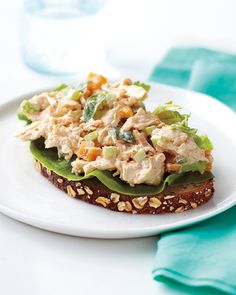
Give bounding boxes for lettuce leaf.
[30,138,213,196]
[153,101,189,125]
[134,81,151,92]
[21,100,40,114]
[53,84,68,91]
[180,161,207,174]
[83,93,106,122]
[153,101,182,113]
[172,116,198,137]
[194,134,213,151]
[17,110,31,124]
[109,127,135,144]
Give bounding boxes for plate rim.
[1,81,236,239]
[0,193,236,239]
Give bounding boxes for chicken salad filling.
[16,73,213,187]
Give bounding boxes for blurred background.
[1,0,236,101]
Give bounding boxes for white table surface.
[1,1,236,294]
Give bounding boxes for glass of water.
[21,0,106,75]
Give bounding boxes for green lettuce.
[134,81,151,92]
[172,118,213,151]
[153,101,189,125]
[53,84,68,91]
[194,134,213,151]
[21,100,40,114]
[30,138,213,196]
[109,127,135,144]
[17,110,31,124]
[180,161,207,174]
[83,93,106,122]
[17,101,36,125]
[54,83,87,101]
[172,116,198,137]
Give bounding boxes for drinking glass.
[21,0,106,75]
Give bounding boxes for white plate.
[1,82,236,239]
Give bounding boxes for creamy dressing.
[16,75,213,186]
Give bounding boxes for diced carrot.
[86,147,102,162]
[78,141,88,160]
[87,82,98,91]
[83,89,92,98]
[98,74,107,85]
[205,162,212,172]
[87,72,106,83]
[118,106,133,119]
[87,73,107,91]
[166,163,181,172]
[205,149,211,156]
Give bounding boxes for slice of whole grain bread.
[34,159,214,214]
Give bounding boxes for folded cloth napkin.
[149,47,236,294]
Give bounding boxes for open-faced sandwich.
[16,73,214,214]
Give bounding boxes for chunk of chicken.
[82,157,116,175]
[121,108,160,131]
[133,131,156,153]
[116,143,141,161]
[125,85,146,99]
[178,138,208,164]
[119,153,165,186]
[51,98,81,118]
[100,106,120,127]
[151,126,208,164]
[44,123,81,160]
[97,127,115,146]
[151,126,188,152]
[102,82,146,100]
[71,158,87,174]
[22,92,82,123]
[16,121,47,141]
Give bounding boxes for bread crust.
[34,159,214,214]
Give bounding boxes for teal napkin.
[150,47,236,109]
[150,47,236,294]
